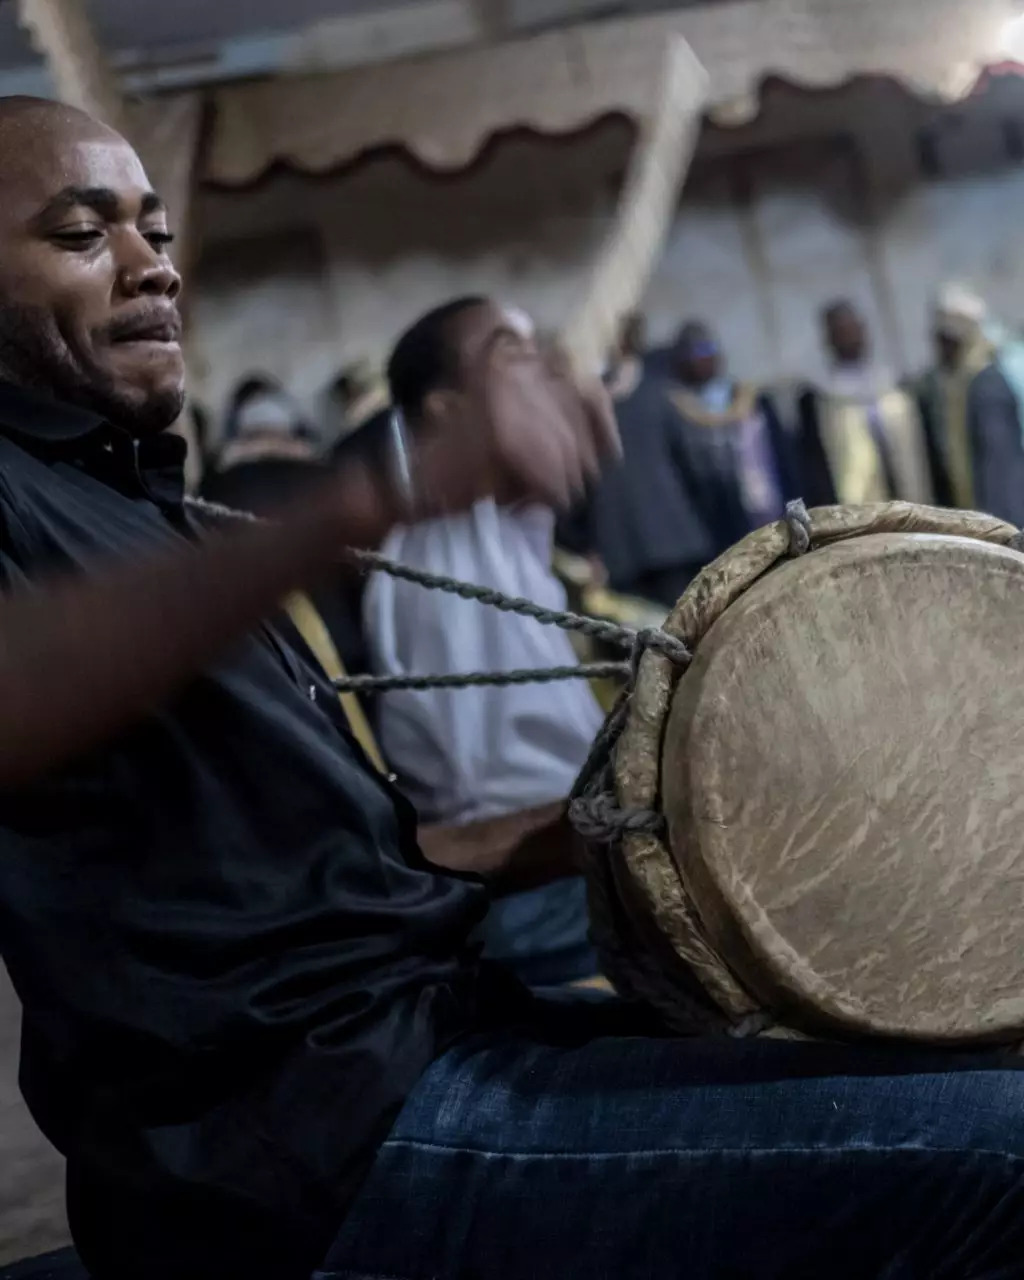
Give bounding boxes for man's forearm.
[0,463,395,789]
[419,801,583,895]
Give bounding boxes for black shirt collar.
[0,381,187,511]
[0,380,105,442]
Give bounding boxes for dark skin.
[0,101,184,433]
[936,330,964,373]
[673,323,720,389]
[0,101,618,889]
[823,303,868,366]
[420,801,585,895]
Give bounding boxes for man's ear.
[422,388,464,426]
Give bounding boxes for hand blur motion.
[414,337,620,516]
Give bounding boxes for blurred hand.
[413,338,620,516]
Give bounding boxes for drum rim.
[607,501,1024,1042]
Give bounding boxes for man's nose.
[117,243,182,301]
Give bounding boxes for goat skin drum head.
[658,532,1024,1041]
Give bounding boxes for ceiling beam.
[284,1,477,73]
[467,0,513,42]
[16,0,124,131]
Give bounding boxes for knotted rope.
[563,501,811,1036]
[333,549,690,695]
[332,661,629,694]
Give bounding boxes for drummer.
[2,96,1024,1280]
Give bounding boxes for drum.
[581,502,1024,1045]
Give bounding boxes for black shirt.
[0,385,490,1279]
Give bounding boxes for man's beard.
[0,302,185,435]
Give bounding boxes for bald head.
[0,95,184,435]
[0,94,113,132]
[0,97,140,227]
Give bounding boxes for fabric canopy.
[202,0,1017,184]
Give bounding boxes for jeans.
[319,1003,1024,1279]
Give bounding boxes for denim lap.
[319,1028,1024,1280]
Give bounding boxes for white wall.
[188,77,1024,439]
[190,123,628,432]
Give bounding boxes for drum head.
[660,530,1024,1041]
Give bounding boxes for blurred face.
[935,329,964,372]
[448,301,538,388]
[0,108,184,435]
[825,306,867,365]
[674,334,720,388]
[415,301,543,497]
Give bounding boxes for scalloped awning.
[202,0,1019,185]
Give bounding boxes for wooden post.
[16,0,125,132]
[468,0,511,43]
[563,35,708,378]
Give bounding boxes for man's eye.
[53,228,103,248]
[144,230,175,250]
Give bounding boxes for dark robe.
[665,381,801,553]
[918,362,1024,526]
[796,374,941,509]
[558,372,719,608]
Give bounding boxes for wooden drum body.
[596,503,1024,1045]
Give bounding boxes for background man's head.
[387,296,535,432]
[933,284,987,372]
[673,321,721,387]
[0,97,184,436]
[822,301,868,366]
[225,375,307,443]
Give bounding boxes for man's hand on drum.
[418,802,587,895]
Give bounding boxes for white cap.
[934,283,988,338]
[234,391,299,438]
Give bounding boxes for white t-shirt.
[365,500,604,825]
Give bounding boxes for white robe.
[365,500,604,826]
